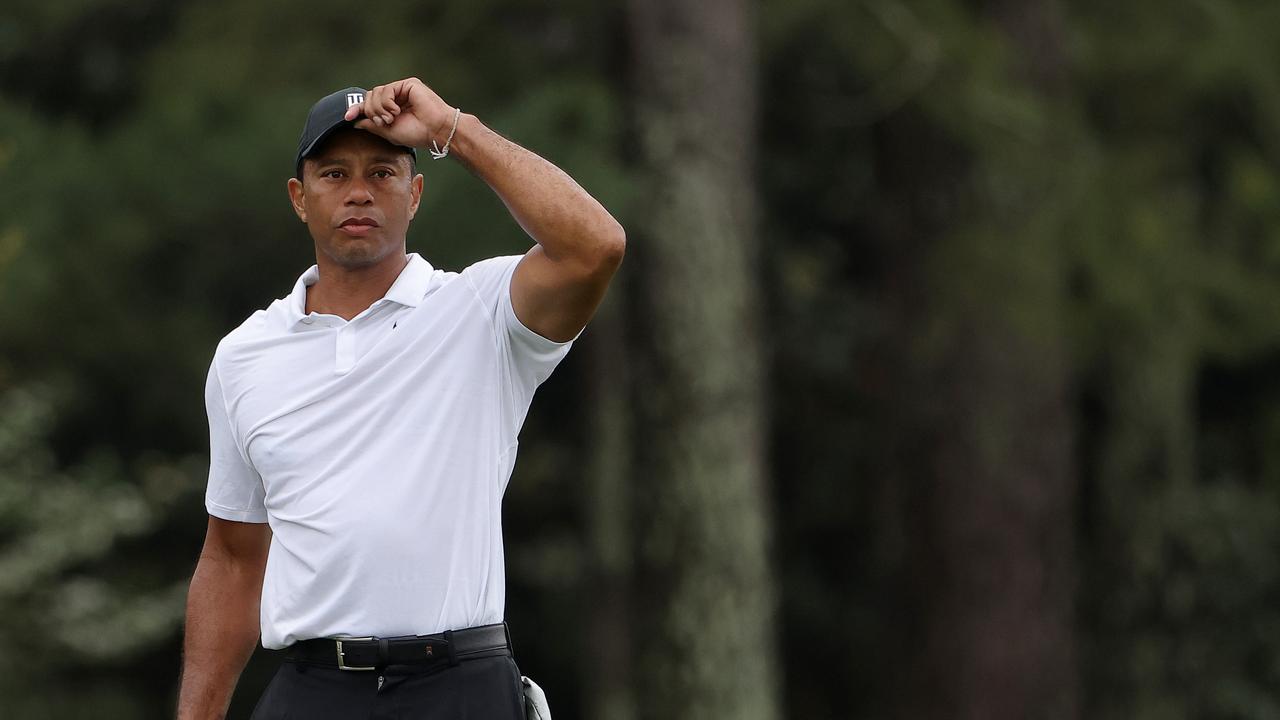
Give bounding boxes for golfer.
[176,77,624,719]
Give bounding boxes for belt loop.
[377,638,389,668]
[503,621,514,655]
[444,629,459,666]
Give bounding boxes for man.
[176,77,624,719]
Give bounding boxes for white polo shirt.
[203,252,573,649]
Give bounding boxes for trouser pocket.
[248,666,290,720]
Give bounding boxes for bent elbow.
[597,222,626,272]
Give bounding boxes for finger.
[344,95,375,122]
[369,85,397,125]
[382,83,403,115]
[389,78,415,108]
[379,94,399,124]
[342,84,401,124]
[350,86,380,126]
[382,79,416,118]
[352,118,386,136]
[362,86,384,125]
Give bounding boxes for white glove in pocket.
[520,675,552,720]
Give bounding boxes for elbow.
[596,221,626,273]
[555,221,625,278]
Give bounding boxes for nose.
[344,176,374,206]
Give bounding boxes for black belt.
[284,622,512,671]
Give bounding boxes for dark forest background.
[4,0,1280,718]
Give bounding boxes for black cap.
[294,87,418,178]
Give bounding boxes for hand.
[343,77,456,150]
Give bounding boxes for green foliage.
[760,0,1280,716]
[0,381,201,714]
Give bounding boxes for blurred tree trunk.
[888,283,1078,720]
[878,2,1079,718]
[625,0,779,718]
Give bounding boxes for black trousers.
[249,653,527,719]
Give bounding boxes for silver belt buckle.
[335,637,377,671]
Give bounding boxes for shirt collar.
[384,253,435,307]
[287,252,435,326]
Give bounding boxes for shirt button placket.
[334,323,355,374]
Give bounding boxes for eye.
[322,169,345,179]
[372,169,393,179]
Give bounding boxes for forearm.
[176,555,264,720]
[447,113,624,263]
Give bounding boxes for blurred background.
[3,0,1280,718]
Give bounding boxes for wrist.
[439,112,478,164]
[427,107,464,160]
[429,108,456,146]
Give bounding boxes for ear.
[286,177,308,223]
[407,173,424,220]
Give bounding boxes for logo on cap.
[346,92,364,108]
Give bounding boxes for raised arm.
[177,516,271,720]
[346,78,626,342]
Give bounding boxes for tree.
[855,2,1080,716]
[624,0,780,718]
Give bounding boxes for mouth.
[337,217,380,236]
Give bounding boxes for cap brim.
[295,119,357,178]
[294,121,418,179]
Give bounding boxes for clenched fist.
[343,77,459,154]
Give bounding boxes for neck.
[306,251,410,321]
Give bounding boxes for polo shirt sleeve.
[462,255,576,436]
[203,355,268,523]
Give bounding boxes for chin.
[324,242,393,270]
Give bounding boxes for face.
[286,129,423,270]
